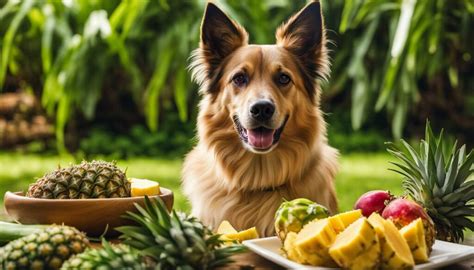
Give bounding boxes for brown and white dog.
[182,1,338,236]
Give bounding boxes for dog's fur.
[182,1,338,236]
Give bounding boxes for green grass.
[1,152,472,241]
[0,152,401,216]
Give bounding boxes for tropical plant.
[0,0,203,151]
[1,0,472,152]
[0,0,311,152]
[326,0,474,138]
[387,121,474,242]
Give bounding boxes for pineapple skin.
[0,226,89,270]
[27,160,131,199]
[329,218,380,270]
[61,240,144,270]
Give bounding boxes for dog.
[182,1,338,236]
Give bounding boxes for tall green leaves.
[0,0,34,87]
[334,0,473,138]
[1,0,471,150]
[0,0,202,150]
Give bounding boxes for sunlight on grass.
[0,152,471,241]
[336,152,402,211]
[0,152,399,216]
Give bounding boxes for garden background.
[0,0,472,238]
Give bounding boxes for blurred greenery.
[0,152,402,219]
[0,0,471,154]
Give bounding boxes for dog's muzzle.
[233,114,289,153]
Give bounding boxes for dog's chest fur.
[182,143,338,236]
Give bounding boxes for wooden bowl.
[3,188,173,237]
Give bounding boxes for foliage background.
[0,0,472,241]
[0,0,471,158]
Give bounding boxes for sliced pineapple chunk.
[400,218,429,263]
[224,227,259,242]
[329,217,380,270]
[328,209,363,233]
[284,232,327,266]
[216,220,259,242]
[368,213,414,269]
[291,219,337,266]
[216,220,238,234]
[129,178,160,197]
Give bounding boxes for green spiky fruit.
[116,197,246,270]
[387,121,474,243]
[275,198,330,242]
[61,239,144,270]
[0,225,89,270]
[27,160,131,199]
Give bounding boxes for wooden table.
[92,242,473,269]
[224,252,474,269]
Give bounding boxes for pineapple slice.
[329,218,380,270]
[216,220,259,242]
[291,219,337,266]
[224,227,259,242]
[368,213,414,269]
[328,209,363,233]
[129,178,160,197]
[400,218,429,263]
[284,232,328,266]
[216,220,238,234]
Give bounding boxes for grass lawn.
[0,152,471,242]
[0,152,401,215]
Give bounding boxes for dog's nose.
[250,100,275,122]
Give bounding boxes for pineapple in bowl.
[4,161,173,236]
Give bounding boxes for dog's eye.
[232,73,248,87]
[278,73,291,85]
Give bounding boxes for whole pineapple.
[0,225,89,270]
[275,198,329,242]
[116,197,246,270]
[387,121,474,242]
[27,160,131,199]
[61,239,145,270]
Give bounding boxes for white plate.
[243,237,474,269]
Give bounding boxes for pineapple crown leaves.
[386,121,474,241]
[116,196,246,270]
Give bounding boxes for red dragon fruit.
[354,190,394,217]
[382,198,436,252]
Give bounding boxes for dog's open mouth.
[233,115,289,151]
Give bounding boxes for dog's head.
[191,1,329,154]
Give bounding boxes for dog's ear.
[276,1,328,83]
[200,2,248,78]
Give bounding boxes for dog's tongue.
[247,128,275,149]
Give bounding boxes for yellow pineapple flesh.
[129,178,160,197]
[328,209,363,233]
[284,232,327,266]
[224,227,259,242]
[368,213,414,269]
[216,220,258,242]
[291,219,337,266]
[400,218,429,263]
[329,217,380,270]
[216,220,238,234]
